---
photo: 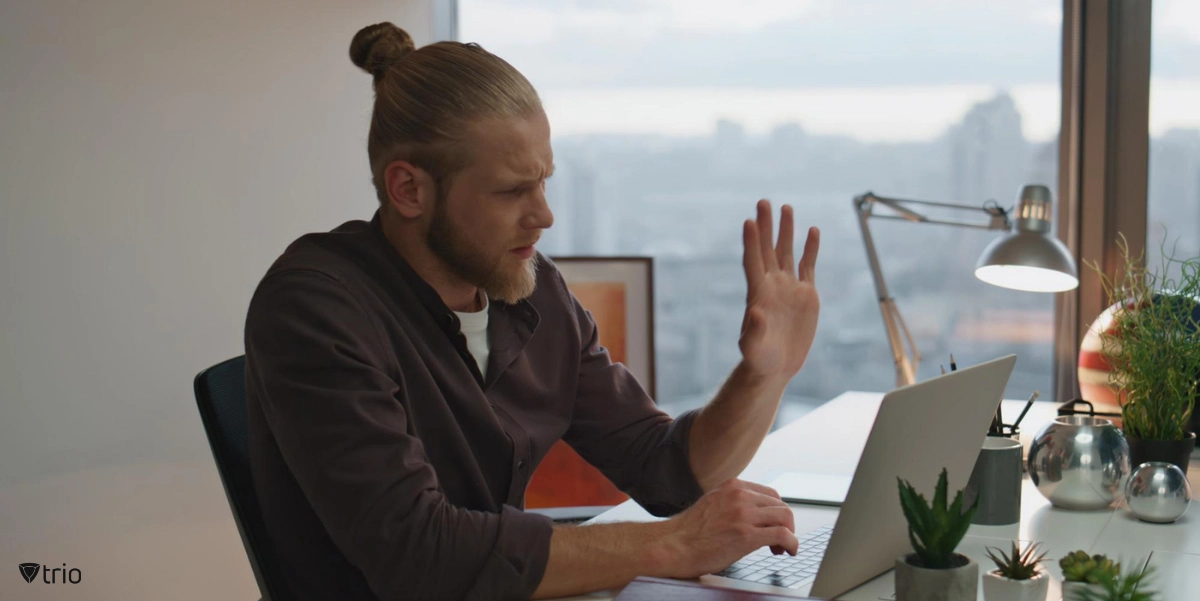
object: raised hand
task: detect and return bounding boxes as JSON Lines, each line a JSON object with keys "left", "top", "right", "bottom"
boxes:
{"left": 739, "top": 200, "right": 820, "bottom": 382}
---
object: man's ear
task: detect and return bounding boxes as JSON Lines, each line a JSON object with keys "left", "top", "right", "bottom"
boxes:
{"left": 383, "top": 160, "right": 432, "bottom": 219}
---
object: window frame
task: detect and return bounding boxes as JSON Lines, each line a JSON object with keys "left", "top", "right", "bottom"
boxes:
{"left": 1054, "top": 0, "right": 1152, "bottom": 402}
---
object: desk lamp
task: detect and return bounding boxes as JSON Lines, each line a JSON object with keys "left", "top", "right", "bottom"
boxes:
{"left": 854, "top": 184, "right": 1079, "bottom": 387}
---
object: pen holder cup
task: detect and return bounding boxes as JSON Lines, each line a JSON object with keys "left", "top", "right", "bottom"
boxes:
{"left": 965, "top": 437, "right": 1023, "bottom": 525}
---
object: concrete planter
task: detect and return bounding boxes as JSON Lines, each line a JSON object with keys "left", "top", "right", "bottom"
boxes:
{"left": 895, "top": 554, "right": 978, "bottom": 601}
{"left": 982, "top": 569, "right": 1049, "bottom": 601}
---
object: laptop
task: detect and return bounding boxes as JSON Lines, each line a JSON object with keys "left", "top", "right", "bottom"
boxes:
{"left": 699, "top": 355, "right": 1017, "bottom": 599}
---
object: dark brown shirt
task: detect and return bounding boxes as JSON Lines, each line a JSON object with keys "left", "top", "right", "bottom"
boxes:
{"left": 244, "top": 214, "right": 704, "bottom": 601}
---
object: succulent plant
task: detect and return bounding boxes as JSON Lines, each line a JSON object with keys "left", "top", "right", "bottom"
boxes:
{"left": 985, "top": 541, "right": 1046, "bottom": 580}
{"left": 1060, "top": 550, "right": 1121, "bottom": 584}
{"left": 897, "top": 468, "right": 978, "bottom": 569}
{"left": 1073, "top": 563, "right": 1157, "bottom": 601}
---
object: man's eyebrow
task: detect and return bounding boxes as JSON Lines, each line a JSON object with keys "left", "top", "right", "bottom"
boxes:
{"left": 514, "top": 164, "right": 554, "bottom": 185}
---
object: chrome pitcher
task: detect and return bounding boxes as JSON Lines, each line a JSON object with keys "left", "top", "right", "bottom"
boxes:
{"left": 1028, "top": 415, "right": 1131, "bottom": 510}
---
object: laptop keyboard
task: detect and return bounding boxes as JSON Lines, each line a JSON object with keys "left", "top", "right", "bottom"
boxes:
{"left": 715, "top": 525, "right": 832, "bottom": 590}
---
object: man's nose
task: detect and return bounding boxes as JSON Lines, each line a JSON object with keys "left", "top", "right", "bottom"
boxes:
{"left": 525, "top": 190, "right": 554, "bottom": 230}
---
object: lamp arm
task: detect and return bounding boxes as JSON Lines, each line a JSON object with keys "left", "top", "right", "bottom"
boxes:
{"left": 855, "top": 196, "right": 919, "bottom": 387}
{"left": 853, "top": 191, "right": 1014, "bottom": 387}
{"left": 889, "top": 298, "right": 921, "bottom": 384}
{"left": 859, "top": 192, "right": 1012, "bottom": 231}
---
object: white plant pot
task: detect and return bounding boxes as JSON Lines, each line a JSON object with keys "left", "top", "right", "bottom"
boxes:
{"left": 894, "top": 554, "right": 978, "bottom": 601}
{"left": 982, "top": 569, "right": 1049, "bottom": 601}
{"left": 1060, "top": 580, "right": 1105, "bottom": 601}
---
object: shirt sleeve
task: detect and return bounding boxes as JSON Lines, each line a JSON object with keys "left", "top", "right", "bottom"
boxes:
{"left": 556, "top": 273, "right": 706, "bottom": 517}
{"left": 245, "top": 270, "right": 553, "bottom": 601}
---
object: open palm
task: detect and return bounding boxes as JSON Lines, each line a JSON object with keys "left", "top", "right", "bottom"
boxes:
{"left": 739, "top": 200, "right": 821, "bottom": 381}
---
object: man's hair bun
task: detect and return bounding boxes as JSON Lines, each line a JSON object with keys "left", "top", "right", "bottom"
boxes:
{"left": 349, "top": 22, "right": 416, "bottom": 80}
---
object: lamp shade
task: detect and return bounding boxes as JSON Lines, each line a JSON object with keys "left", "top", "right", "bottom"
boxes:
{"left": 975, "top": 232, "right": 1079, "bottom": 291}
{"left": 973, "top": 184, "right": 1079, "bottom": 293}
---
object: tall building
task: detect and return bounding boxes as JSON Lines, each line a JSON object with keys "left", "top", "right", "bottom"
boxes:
{"left": 1149, "top": 128, "right": 1200, "bottom": 260}
{"left": 948, "top": 93, "right": 1031, "bottom": 204}
{"left": 541, "top": 155, "right": 614, "bottom": 256}
{"left": 569, "top": 161, "right": 601, "bottom": 254}
{"left": 714, "top": 118, "right": 748, "bottom": 159}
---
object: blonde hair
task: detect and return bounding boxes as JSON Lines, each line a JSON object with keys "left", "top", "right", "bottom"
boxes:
{"left": 349, "top": 23, "right": 543, "bottom": 204}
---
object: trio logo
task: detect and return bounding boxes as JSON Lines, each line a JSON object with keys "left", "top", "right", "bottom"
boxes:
{"left": 18, "top": 562, "right": 82, "bottom": 584}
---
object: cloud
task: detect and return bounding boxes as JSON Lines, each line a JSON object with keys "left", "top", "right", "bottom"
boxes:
{"left": 462, "top": 0, "right": 1067, "bottom": 88}
{"left": 461, "top": 0, "right": 1199, "bottom": 89}
{"left": 1158, "top": 0, "right": 1200, "bottom": 44}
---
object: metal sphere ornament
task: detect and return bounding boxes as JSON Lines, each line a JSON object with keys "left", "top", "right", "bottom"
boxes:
{"left": 1125, "top": 461, "right": 1192, "bottom": 523}
{"left": 1028, "top": 415, "right": 1130, "bottom": 510}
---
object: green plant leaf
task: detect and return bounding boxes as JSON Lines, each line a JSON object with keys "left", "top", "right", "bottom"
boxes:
{"left": 1091, "top": 233, "right": 1200, "bottom": 442}
{"left": 932, "top": 468, "right": 949, "bottom": 523}
{"left": 897, "top": 469, "right": 977, "bottom": 569}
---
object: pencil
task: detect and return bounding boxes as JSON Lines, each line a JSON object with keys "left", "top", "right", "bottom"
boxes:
{"left": 1012, "top": 391, "right": 1041, "bottom": 431}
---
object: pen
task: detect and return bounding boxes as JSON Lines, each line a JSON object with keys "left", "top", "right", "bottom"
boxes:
{"left": 989, "top": 403, "right": 1003, "bottom": 435}
{"left": 949, "top": 354, "right": 957, "bottom": 372}
{"left": 1012, "top": 390, "right": 1041, "bottom": 431}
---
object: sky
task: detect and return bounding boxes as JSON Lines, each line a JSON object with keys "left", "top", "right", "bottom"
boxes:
{"left": 460, "top": 0, "right": 1200, "bottom": 143}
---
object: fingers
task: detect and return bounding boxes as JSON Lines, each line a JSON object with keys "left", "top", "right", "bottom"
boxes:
{"left": 776, "top": 204, "right": 794, "bottom": 275}
{"left": 762, "top": 527, "right": 800, "bottom": 556}
{"left": 798, "top": 226, "right": 820, "bottom": 282}
{"left": 736, "top": 480, "right": 785, "bottom": 502}
{"left": 753, "top": 506, "right": 797, "bottom": 534}
{"left": 746, "top": 201, "right": 816, "bottom": 289}
{"left": 742, "top": 220, "right": 764, "bottom": 289}
{"left": 702, "top": 481, "right": 801, "bottom": 559}
{"left": 719, "top": 479, "right": 787, "bottom": 507}
{"left": 750, "top": 506, "right": 795, "bottom": 549}
{"left": 756, "top": 200, "right": 776, "bottom": 272}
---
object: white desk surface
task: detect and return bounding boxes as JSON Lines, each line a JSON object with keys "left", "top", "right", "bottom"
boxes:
{"left": 552, "top": 391, "right": 1200, "bottom": 601}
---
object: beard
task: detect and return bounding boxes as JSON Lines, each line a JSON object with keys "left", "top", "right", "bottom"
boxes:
{"left": 426, "top": 201, "right": 539, "bottom": 304}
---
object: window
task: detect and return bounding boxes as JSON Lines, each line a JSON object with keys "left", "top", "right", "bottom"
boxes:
{"left": 1148, "top": 0, "right": 1200, "bottom": 276}
{"left": 460, "top": 0, "right": 1063, "bottom": 419}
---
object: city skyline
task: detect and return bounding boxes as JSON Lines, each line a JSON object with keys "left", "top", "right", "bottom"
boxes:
{"left": 461, "top": 0, "right": 1200, "bottom": 422}
{"left": 538, "top": 91, "right": 1199, "bottom": 419}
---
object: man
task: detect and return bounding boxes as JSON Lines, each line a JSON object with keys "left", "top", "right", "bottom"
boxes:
{"left": 244, "top": 22, "right": 821, "bottom": 601}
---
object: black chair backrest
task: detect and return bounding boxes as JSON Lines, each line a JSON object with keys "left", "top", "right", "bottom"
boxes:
{"left": 194, "top": 356, "right": 285, "bottom": 601}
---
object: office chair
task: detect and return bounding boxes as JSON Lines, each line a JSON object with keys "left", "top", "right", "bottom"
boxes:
{"left": 194, "top": 356, "right": 286, "bottom": 601}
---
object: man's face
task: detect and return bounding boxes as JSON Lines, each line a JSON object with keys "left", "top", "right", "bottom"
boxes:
{"left": 426, "top": 113, "right": 555, "bottom": 304}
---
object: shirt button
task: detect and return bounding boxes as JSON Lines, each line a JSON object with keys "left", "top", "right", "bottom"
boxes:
{"left": 517, "top": 460, "right": 527, "bottom": 473}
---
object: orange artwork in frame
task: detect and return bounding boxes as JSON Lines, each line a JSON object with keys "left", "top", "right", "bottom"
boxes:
{"left": 525, "top": 257, "right": 655, "bottom": 509}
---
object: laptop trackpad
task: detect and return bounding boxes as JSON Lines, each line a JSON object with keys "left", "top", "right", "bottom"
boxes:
{"left": 768, "top": 472, "right": 851, "bottom": 507}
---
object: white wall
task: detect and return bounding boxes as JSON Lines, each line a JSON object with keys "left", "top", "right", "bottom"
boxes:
{"left": 0, "top": 1, "right": 437, "bottom": 598}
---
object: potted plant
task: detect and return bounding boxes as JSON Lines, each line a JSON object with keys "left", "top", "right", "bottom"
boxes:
{"left": 1059, "top": 551, "right": 1120, "bottom": 600}
{"left": 1072, "top": 562, "right": 1157, "bottom": 601}
{"left": 1092, "top": 235, "right": 1200, "bottom": 472}
{"left": 895, "top": 468, "right": 979, "bottom": 601}
{"left": 982, "top": 541, "right": 1048, "bottom": 601}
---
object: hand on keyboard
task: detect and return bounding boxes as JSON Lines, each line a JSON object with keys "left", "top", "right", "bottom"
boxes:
{"left": 656, "top": 479, "right": 799, "bottom": 579}
{"left": 717, "top": 525, "right": 832, "bottom": 589}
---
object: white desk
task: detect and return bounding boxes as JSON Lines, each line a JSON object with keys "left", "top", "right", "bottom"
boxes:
{"left": 556, "top": 391, "right": 1200, "bottom": 600}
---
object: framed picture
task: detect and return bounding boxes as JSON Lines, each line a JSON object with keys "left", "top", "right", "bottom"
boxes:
{"left": 527, "top": 256, "right": 656, "bottom": 509}
{"left": 549, "top": 256, "right": 655, "bottom": 397}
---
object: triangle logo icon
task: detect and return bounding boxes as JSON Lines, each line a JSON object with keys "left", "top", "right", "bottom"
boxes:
{"left": 19, "top": 563, "right": 41, "bottom": 583}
